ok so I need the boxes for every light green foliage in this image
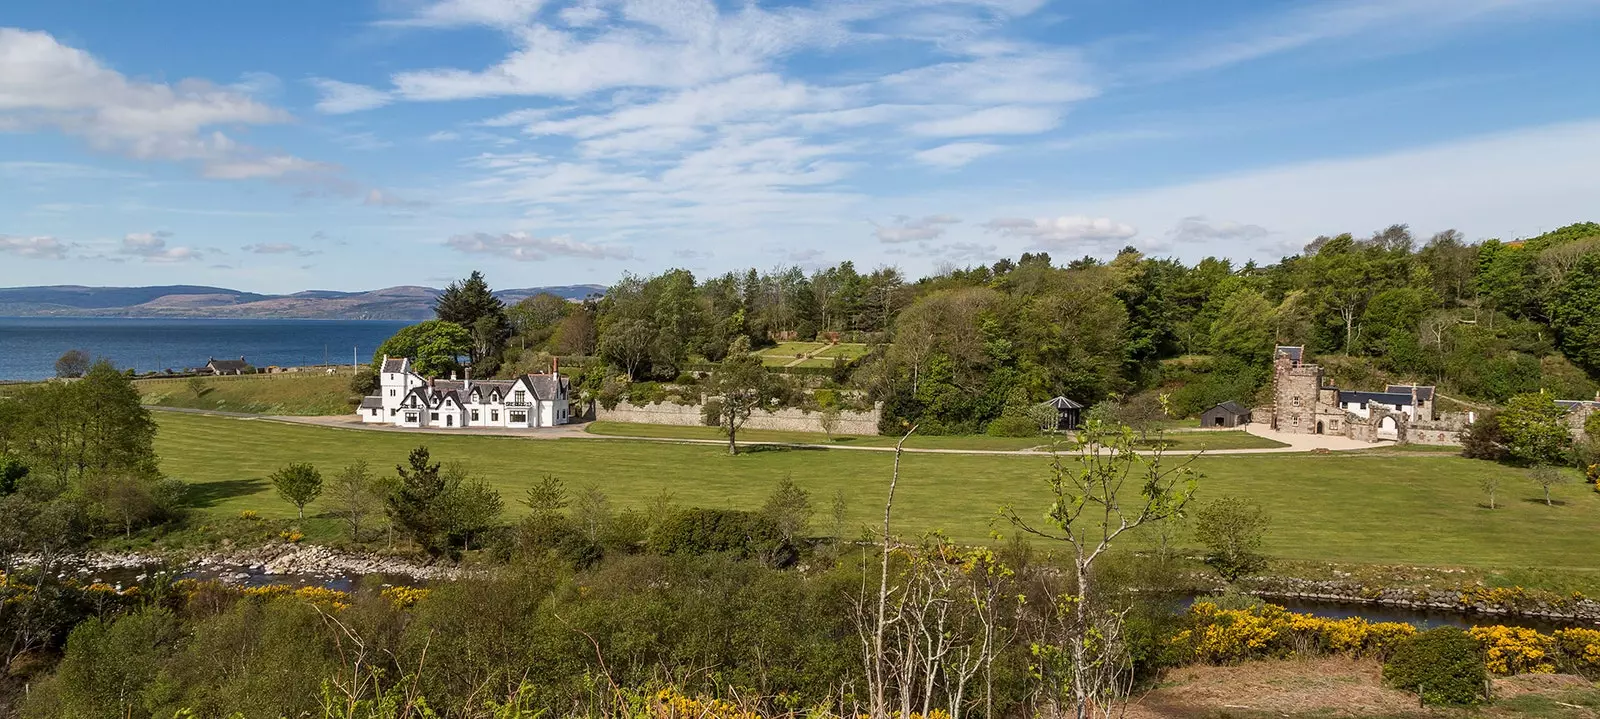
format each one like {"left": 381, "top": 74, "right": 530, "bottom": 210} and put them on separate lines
{"left": 1499, "top": 390, "right": 1573, "bottom": 466}
{"left": 372, "top": 320, "right": 472, "bottom": 378}
{"left": 326, "top": 460, "right": 386, "bottom": 541}
{"left": 759, "top": 474, "right": 812, "bottom": 543}
{"left": 1193, "top": 496, "right": 1271, "bottom": 581}
{"left": 268, "top": 462, "right": 323, "bottom": 520}
{"left": 705, "top": 336, "right": 788, "bottom": 455}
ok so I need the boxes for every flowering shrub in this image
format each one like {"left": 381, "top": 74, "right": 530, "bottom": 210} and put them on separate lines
{"left": 651, "top": 688, "right": 760, "bottom": 719}
{"left": 1468, "top": 625, "right": 1555, "bottom": 674}
{"left": 1170, "top": 602, "right": 1415, "bottom": 664}
{"left": 381, "top": 586, "right": 430, "bottom": 608}
{"left": 242, "top": 584, "right": 351, "bottom": 610}
{"left": 1554, "top": 627, "right": 1600, "bottom": 673}
{"left": 238, "top": 510, "right": 259, "bottom": 520}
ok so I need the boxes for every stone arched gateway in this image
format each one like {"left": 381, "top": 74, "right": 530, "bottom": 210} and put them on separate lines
{"left": 1378, "top": 415, "right": 1399, "bottom": 440}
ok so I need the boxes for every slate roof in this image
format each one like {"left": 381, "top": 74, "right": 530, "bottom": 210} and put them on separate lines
{"left": 1044, "top": 396, "right": 1084, "bottom": 410}
{"left": 207, "top": 356, "right": 248, "bottom": 372}
{"left": 1206, "top": 401, "right": 1251, "bottom": 415}
{"left": 1385, "top": 384, "right": 1436, "bottom": 401}
{"left": 1556, "top": 400, "right": 1600, "bottom": 411}
{"left": 1275, "top": 346, "right": 1304, "bottom": 363}
{"left": 380, "top": 357, "right": 408, "bottom": 373}
{"left": 1338, "top": 390, "right": 1414, "bottom": 407}
{"left": 524, "top": 373, "right": 568, "bottom": 400}
{"left": 359, "top": 396, "right": 384, "bottom": 409}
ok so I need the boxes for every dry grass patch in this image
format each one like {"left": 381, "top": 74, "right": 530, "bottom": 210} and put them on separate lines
{"left": 1129, "top": 657, "right": 1421, "bottom": 718}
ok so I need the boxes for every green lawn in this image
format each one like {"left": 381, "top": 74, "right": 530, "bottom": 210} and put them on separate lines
{"left": 156, "top": 413, "right": 1600, "bottom": 570}
{"left": 584, "top": 421, "right": 1054, "bottom": 450}
{"left": 138, "top": 372, "right": 356, "bottom": 416}
{"left": 1135, "top": 431, "right": 1290, "bottom": 450}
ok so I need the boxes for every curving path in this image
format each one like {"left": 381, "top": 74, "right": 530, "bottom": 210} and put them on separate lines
{"left": 151, "top": 406, "right": 1400, "bottom": 458}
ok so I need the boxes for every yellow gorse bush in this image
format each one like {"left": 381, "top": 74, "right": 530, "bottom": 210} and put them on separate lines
{"left": 1171, "top": 602, "right": 1417, "bottom": 664}
{"left": 242, "top": 584, "right": 351, "bottom": 610}
{"left": 1555, "top": 627, "right": 1600, "bottom": 670}
{"left": 1468, "top": 625, "right": 1556, "bottom": 675}
{"left": 652, "top": 688, "right": 760, "bottom": 719}
{"left": 381, "top": 586, "right": 431, "bottom": 608}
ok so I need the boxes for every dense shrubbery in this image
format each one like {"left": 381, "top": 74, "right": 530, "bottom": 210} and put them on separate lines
{"left": 1382, "top": 627, "right": 1487, "bottom": 705}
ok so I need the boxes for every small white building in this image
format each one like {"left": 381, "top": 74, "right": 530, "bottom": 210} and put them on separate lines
{"left": 358, "top": 356, "right": 571, "bottom": 429}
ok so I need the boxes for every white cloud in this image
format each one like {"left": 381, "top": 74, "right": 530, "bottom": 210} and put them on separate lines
{"left": 119, "top": 231, "right": 202, "bottom": 263}
{"left": 427, "top": 130, "right": 462, "bottom": 141}
{"left": 908, "top": 105, "right": 1060, "bottom": 137}
{"left": 309, "top": 78, "right": 392, "bottom": 114}
{"left": 991, "top": 120, "right": 1600, "bottom": 262}
{"left": 445, "top": 231, "right": 633, "bottom": 260}
{"left": 873, "top": 214, "right": 961, "bottom": 243}
{"left": 1168, "top": 216, "right": 1272, "bottom": 245}
{"left": 0, "top": 235, "right": 70, "bottom": 259}
{"left": 363, "top": 189, "right": 427, "bottom": 209}
{"left": 0, "top": 28, "right": 319, "bottom": 180}
{"left": 983, "top": 216, "right": 1138, "bottom": 248}
{"left": 381, "top": 0, "right": 548, "bottom": 28}
{"left": 242, "top": 242, "right": 317, "bottom": 256}
{"left": 912, "top": 142, "right": 1001, "bottom": 167}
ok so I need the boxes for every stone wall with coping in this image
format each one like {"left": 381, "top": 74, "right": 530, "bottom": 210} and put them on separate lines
{"left": 597, "top": 400, "right": 882, "bottom": 435}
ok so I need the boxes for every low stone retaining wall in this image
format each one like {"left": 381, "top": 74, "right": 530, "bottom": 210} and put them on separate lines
{"left": 597, "top": 400, "right": 882, "bottom": 435}
{"left": 1246, "top": 575, "right": 1600, "bottom": 623}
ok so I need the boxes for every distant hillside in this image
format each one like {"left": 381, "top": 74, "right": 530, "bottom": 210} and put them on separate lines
{"left": 0, "top": 284, "right": 606, "bottom": 320}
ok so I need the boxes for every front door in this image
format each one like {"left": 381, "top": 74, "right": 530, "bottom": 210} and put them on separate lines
{"left": 446, "top": 415, "right": 454, "bottom": 427}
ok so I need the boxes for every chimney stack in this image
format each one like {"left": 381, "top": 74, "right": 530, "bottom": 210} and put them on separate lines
{"left": 552, "top": 356, "right": 559, "bottom": 376}
{"left": 464, "top": 366, "right": 471, "bottom": 396}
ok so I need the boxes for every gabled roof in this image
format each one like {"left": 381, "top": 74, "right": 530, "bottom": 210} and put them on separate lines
{"left": 1275, "top": 346, "right": 1304, "bottom": 363}
{"left": 207, "top": 356, "right": 248, "bottom": 371}
{"left": 1386, "top": 384, "right": 1436, "bottom": 401}
{"left": 1044, "top": 396, "right": 1083, "bottom": 410}
{"left": 523, "top": 373, "right": 568, "bottom": 400}
{"left": 359, "top": 396, "right": 383, "bottom": 409}
{"left": 1338, "top": 390, "right": 1414, "bottom": 407}
{"left": 380, "top": 357, "right": 408, "bottom": 373}
{"left": 1206, "top": 401, "right": 1250, "bottom": 415}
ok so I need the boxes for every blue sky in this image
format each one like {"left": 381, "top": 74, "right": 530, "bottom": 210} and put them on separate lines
{"left": 3, "top": 0, "right": 1600, "bottom": 293}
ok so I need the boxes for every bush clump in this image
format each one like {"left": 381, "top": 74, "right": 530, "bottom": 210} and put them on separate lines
{"left": 1382, "top": 627, "right": 1487, "bottom": 705}
{"left": 984, "top": 416, "right": 1040, "bottom": 438}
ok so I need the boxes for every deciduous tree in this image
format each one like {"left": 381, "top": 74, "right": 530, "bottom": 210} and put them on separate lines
{"left": 703, "top": 337, "right": 787, "bottom": 455}
{"left": 269, "top": 463, "right": 323, "bottom": 520}
{"left": 1194, "top": 496, "right": 1270, "bottom": 581}
{"left": 54, "top": 349, "right": 89, "bottom": 379}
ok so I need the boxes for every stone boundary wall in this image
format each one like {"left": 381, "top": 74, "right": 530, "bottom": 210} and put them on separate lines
{"left": 597, "top": 400, "right": 882, "bottom": 435}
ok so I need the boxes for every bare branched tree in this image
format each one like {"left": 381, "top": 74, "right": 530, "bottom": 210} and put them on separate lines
{"left": 1000, "top": 420, "right": 1201, "bottom": 718}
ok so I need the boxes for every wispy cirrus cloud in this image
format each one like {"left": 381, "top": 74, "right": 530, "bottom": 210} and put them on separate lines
{"left": 983, "top": 216, "right": 1138, "bottom": 249}
{"left": 242, "top": 242, "right": 318, "bottom": 256}
{"left": 873, "top": 214, "right": 962, "bottom": 243}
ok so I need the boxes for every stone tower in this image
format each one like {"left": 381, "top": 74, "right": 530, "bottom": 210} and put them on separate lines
{"left": 1270, "top": 346, "right": 1325, "bottom": 434}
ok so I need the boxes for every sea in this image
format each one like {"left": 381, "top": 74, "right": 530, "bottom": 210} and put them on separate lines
{"left": 0, "top": 317, "right": 412, "bottom": 381}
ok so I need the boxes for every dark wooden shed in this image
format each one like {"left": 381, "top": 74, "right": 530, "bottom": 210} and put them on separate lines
{"left": 1045, "top": 396, "right": 1084, "bottom": 431}
{"left": 1200, "top": 401, "right": 1251, "bottom": 428}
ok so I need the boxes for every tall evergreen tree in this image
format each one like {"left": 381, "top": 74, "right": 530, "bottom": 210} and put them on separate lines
{"left": 435, "top": 271, "right": 510, "bottom": 371}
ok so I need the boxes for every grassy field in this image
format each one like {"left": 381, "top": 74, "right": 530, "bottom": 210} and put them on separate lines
{"left": 585, "top": 421, "right": 1056, "bottom": 450}
{"left": 756, "top": 342, "right": 869, "bottom": 367}
{"left": 584, "top": 421, "right": 1285, "bottom": 451}
{"left": 155, "top": 413, "right": 1600, "bottom": 570}
{"left": 138, "top": 372, "right": 356, "bottom": 415}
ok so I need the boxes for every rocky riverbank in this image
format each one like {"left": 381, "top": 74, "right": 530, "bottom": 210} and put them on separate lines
{"left": 1246, "top": 575, "right": 1600, "bottom": 625}
{"left": 17, "top": 543, "right": 468, "bottom": 587}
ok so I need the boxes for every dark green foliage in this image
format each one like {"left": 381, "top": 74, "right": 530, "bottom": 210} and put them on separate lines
{"left": 985, "top": 415, "right": 1040, "bottom": 437}
{"left": 387, "top": 446, "right": 449, "bottom": 554}
{"left": 1551, "top": 250, "right": 1600, "bottom": 374}
{"left": 649, "top": 508, "right": 787, "bottom": 563}
{"left": 372, "top": 319, "right": 472, "bottom": 378}
{"left": 349, "top": 366, "right": 379, "bottom": 396}
{"left": 54, "top": 349, "right": 90, "bottom": 379}
{"left": 1382, "top": 627, "right": 1487, "bottom": 705}
{"left": 1460, "top": 412, "right": 1509, "bottom": 462}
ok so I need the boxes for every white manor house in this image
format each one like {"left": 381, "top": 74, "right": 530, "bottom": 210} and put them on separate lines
{"left": 359, "top": 356, "right": 571, "bottom": 429}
